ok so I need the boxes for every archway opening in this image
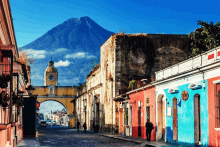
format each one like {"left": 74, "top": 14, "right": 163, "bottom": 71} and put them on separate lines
{"left": 37, "top": 100, "right": 69, "bottom": 128}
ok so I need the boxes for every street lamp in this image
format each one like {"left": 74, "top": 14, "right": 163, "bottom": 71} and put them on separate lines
{"left": 25, "top": 85, "right": 35, "bottom": 96}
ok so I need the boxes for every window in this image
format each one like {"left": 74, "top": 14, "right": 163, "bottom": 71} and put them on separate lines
{"left": 50, "top": 88, "right": 53, "bottom": 94}
{"left": 124, "top": 107, "right": 128, "bottom": 125}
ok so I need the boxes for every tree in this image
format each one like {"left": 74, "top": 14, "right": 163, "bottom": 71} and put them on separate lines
{"left": 91, "top": 59, "right": 100, "bottom": 68}
{"left": 189, "top": 20, "right": 220, "bottom": 56}
{"left": 18, "top": 48, "right": 35, "bottom": 65}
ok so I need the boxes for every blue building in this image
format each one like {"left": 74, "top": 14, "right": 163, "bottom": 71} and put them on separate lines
{"left": 154, "top": 53, "right": 211, "bottom": 146}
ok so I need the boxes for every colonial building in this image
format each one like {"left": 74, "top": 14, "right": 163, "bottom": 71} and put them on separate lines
{"left": 101, "top": 33, "right": 190, "bottom": 132}
{"left": 0, "top": 0, "right": 31, "bottom": 146}
{"left": 33, "top": 60, "right": 77, "bottom": 128}
{"left": 75, "top": 64, "right": 102, "bottom": 130}
{"left": 153, "top": 46, "right": 220, "bottom": 146}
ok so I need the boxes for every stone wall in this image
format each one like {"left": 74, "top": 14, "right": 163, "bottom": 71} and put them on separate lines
{"left": 114, "top": 34, "right": 190, "bottom": 95}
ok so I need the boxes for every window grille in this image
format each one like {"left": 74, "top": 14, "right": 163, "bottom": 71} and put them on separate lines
{"left": 146, "top": 97, "right": 149, "bottom": 104}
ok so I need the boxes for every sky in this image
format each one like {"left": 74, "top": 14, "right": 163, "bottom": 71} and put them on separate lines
{"left": 38, "top": 101, "right": 65, "bottom": 115}
{"left": 10, "top": 0, "right": 220, "bottom": 48}
{"left": 9, "top": 0, "right": 220, "bottom": 113}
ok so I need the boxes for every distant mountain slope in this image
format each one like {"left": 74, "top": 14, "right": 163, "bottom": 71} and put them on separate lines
{"left": 22, "top": 16, "right": 114, "bottom": 86}
{"left": 23, "top": 16, "right": 113, "bottom": 54}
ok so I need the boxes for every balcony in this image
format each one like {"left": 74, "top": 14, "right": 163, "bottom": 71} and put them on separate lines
{"left": 155, "top": 46, "right": 220, "bottom": 81}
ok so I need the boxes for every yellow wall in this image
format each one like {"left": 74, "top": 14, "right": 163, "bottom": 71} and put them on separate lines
{"left": 34, "top": 86, "right": 77, "bottom": 128}
{"left": 33, "top": 87, "right": 77, "bottom": 96}
{"left": 46, "top": 73, "right": 58, "bottom": 86}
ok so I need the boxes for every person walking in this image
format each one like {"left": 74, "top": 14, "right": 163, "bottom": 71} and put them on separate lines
{"left": 83, "top": 122, "right": 87, "bottom": 133}
{"left": 145, "top": 119, "right": 154, "bottom": 141}
{"left": 77, "top": 120, "right": 80, "bottom": 132}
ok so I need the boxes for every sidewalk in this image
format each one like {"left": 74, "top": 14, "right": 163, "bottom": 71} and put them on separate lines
{"left": 93, "top": 132, "right": 188, "bottom": 147}
{"left": 17, "top": 137, "right": 40, "bottom": 147}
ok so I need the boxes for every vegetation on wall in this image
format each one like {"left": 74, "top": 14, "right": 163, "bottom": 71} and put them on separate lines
{"left": 128, "top": 79, "right": 136, "bottom": 89}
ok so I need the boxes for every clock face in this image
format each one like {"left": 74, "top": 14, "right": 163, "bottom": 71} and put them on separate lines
{"left": 49, "top": 75, "right": 54, "bottom": 81}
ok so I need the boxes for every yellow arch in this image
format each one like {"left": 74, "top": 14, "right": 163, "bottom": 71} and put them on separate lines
{"left": 37, "top": 97, "right": 75, "bottom": 128}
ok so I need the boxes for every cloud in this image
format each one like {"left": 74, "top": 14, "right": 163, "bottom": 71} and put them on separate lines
{"left": 31, "top": 73, "right": 44, "bottom": 80}
{"left": 59, "top": 77, "right": 80, "bottom": 85}
{"left": 50, "top": 48, "right": 68, "bottom": 54}
{"left": 54, "top": 60, "right": 70, "bottom": 67}
{"left": 24, "top": 49, "right": 46, "bottom": 59}
{"left": 65, "top": 52, "right": 96, "bottom": 59}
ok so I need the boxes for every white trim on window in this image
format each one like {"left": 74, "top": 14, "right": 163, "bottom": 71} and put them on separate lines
{"left": 213, "top": 80, "right": 220, "bottom": 84}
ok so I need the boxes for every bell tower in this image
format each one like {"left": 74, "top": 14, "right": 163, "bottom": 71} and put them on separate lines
{"left": 44, "top": 60, "right": 58, "bottom": 86}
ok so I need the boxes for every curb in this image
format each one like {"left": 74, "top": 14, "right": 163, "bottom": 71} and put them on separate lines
{"left": 95, "top": 133, "right": 157, "bottom": 146}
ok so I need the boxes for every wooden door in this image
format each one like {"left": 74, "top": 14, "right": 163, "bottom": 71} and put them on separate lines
{"left": 194, "top": 94, "right": 201, "bottom": 144}
{"left": 119, "top": 108, "right": 123, "bottom": 134}
{"left": 96, "top": 103, "right": 99, "bottom": 123}
{"left": 173, "top": 98, "right": 178, "bottom": 141}
{"left": 115, "top": 107, "right": 119, "bottom": 133}
{"left": 138, "top": 107, "right": 141, "bottom": 137}
{"left": 162, "top": 101, "right": 166, "bottom": 139}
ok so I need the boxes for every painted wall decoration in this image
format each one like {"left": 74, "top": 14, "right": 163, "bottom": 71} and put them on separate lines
{"left": 181, "top": 90, "right": 188, "bottom": 101}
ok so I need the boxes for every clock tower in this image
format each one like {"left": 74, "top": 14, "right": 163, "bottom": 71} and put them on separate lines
{"left": 44, "top": 60, "right": 58, "bottom": 86}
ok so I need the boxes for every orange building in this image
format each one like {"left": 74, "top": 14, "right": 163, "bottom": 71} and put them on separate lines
{"left": 114, "top": 84, "right": 156, "bottom": 140}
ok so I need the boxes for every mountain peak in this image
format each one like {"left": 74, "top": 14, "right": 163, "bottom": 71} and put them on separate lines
{"left": 22, "top": 16, "right": 114, "bottom": 86}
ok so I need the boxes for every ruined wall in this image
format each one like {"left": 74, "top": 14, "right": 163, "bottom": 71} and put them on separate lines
{"left": 100, "top": 35, "right": 116, "bottom": 131}
{"left": 115, "top": 34, "right": 190, "bottom": 95}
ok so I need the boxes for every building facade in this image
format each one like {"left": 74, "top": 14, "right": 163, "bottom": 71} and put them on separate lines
{"left": 153, "top": 47, "right": 220, "bottom": 146}
{"left": 33, "top": 60, "right": 77, "bottom": 128}
{"left": 100, "top": 33, "right": 190, "bottom": 132}
{"left": 0, "top": 0, "right": 31, "bottom": 146}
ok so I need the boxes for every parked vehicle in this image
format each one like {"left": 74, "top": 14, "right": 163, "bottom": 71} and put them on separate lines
{"left": 53, "top": 121, "right": 56, "bottom": 125}
{"left": 39, "top": 121, "right": 47, "bottom": 127}
{"left": 46, "top": 120, "right": 52, "bottom": 125}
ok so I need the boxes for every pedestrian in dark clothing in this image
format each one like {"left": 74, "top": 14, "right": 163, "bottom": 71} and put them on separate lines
{"left": 83, "top": 122, "right": 87, "bottom": 133}
{"left": 145, "top": 119, "right": 154, "bottom": 141}
{"left": 77, "top": 121, "right": 80, "bottom": 132}
{"left": 93, "top": 122, "right": 96, "bottom": 132}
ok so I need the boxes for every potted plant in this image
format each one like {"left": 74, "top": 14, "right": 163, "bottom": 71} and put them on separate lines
{"left": 0, "top": 74, "right": 10, "bottom": 88}
{"left": 0, "top": 91, "right": 10, "bottom": 107}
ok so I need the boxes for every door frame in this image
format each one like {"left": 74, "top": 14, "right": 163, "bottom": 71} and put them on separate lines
{"left": 156, "top": 92, "right": 167, "bottom": 141}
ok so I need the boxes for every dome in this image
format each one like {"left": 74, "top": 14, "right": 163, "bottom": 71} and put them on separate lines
{"left": 49, "top": 60, "right": 54, "bottom": 64}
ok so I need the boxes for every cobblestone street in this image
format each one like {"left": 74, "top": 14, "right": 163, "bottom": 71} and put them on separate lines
{"left": 37, "top": 127, "right": 139, "bottom": 147}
